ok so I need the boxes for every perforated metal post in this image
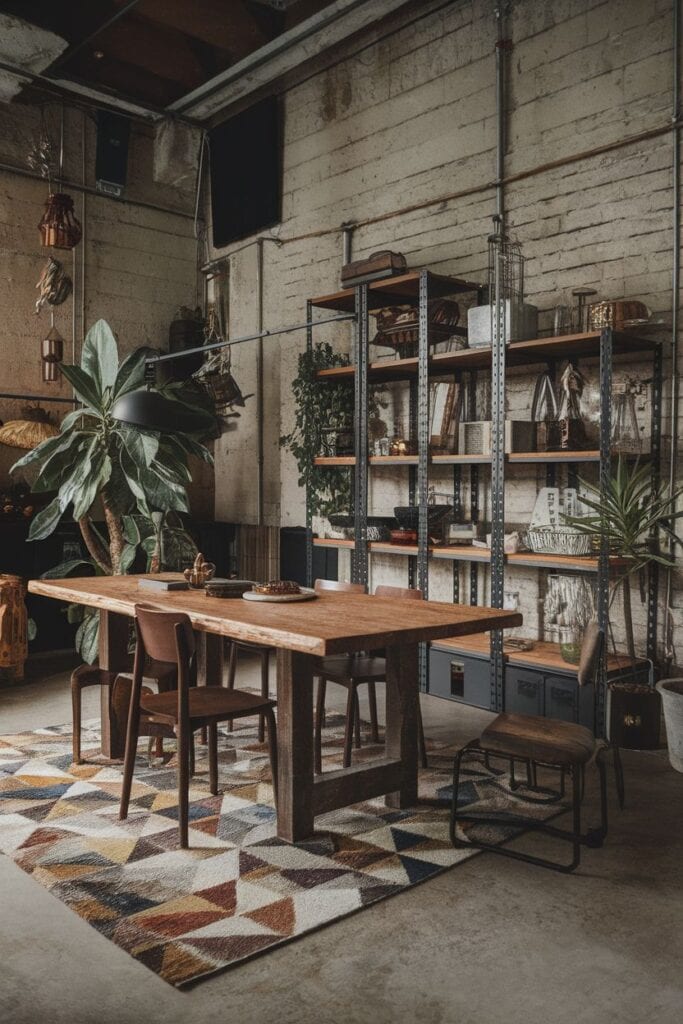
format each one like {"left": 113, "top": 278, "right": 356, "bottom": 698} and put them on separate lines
{"left": 408, "top": 379, "right": 418, "bottom": 589}
{"left": 489, "top": 251, "right": 507, "bottom": 713}
{"left": 305, "top": 299, "right": 314, "bottom": 587}
{"left": 417, "top": 270, "right": 430, "bottom": 690}
{"left": 352, "top": 284, "right": 369, "bottom": 587}
{"left": 597, "top": 328, "right": 613, "bottom": 736}
{"left": 647, "top": 342, "right": 663, "bottom": 664}
{"left": 468, "top": 372, "right": 479, "bottom": 605}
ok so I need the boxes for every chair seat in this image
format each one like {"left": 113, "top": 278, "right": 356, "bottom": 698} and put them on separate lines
{"left": 319, "top": 654, "right": 387, "bottom": 684}
{"left": 141, "top": 687, "right": 275, "bottom": 726}
{"left": 480, "top": 713, "right": 596, "bottom": 765}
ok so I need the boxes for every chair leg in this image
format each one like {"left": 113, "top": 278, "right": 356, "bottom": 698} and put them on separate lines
{"left": 208, "top": 722, "right": 218, "bottom": 796}
{"left": 264, "top": 706, "right": 278, "bottom": 808}
{"left": 71, "top": 681, "right": 83, "bottom": 765}
{"left": 353, "top": 689, "right": 362, "bottom": 749}
{"left": 226, "top": 641, "right": 237, "bottom": 731}
{"left": 176, "top": 723, "right": 190, "bottom": 849}
{"left": 343, "top": 685, "right": 356, "bottom": 768}
{"left": 258, "top": 649, "right": 269, "bottom": 744}
{"left": 189, "top": 729, "right": 196, "bottom": 778}
{"left": 155, "top": 737, "right": 164, "bottom": 759}
{"left": 417, "top": 699, "right": 428, "bottom": 769}
{"left": 119, "top": 703, "right": 141, "bottom": 821}
{"left": 314, "top": 677, "right": 326, "bottom": 774}
{"left": 613, "top": 743, "right": 625, "bottom": 809}
{"left": 368, "top": 682, "right": 380, "bottom": 743}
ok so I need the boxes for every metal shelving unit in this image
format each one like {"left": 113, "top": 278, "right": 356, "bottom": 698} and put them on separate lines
{"left": 305, "top": 271, "right": 663, "bottom": 732}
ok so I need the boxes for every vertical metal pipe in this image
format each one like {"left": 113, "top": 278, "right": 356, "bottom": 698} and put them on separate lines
{"left": 342, "top": 225, "right": 353, "bottom": 266}
{"left": 494, "top": 3, "right": 508, "bottom": 229}
{"left": 256, "top": 237, "right": 265, "bottom": 526}
{"left": 665, "top": 0, "right": 681, "bottom": 667}
{"left": 80, "top": 109, "right": 86, "bottom": 361}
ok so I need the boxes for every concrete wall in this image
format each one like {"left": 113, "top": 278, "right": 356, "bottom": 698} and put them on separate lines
{"left": 0, "top": 99, "right": 212, "bottom": 516}
{"left": 213, "top": 0, "right": 678, "bottom": 658}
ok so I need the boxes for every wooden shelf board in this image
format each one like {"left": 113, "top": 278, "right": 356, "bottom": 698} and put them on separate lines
{"left": 432, "top": 635, "right": 648, "bottom": 675}
{"left": 315, "top": 331, "right": 659, "bottom": 382}
{"left": 313, "top": 456, "right": 356, "bottom": 466}
{"left": 310, "top": 271, "right": 481, "bottom": 312}
{"left": 370, "top": 455, "right": 419, "bottom": 465}
{"left": 313, "top": 537, "right": 627, "bottom": 572}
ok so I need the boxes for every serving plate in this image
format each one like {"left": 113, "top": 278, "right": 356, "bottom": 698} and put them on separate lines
{"left": 242, "top": 587, "right": 317, "bottom": 603}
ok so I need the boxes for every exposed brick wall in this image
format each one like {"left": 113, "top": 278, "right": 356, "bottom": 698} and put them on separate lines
{"left": 208, "top": 0, "right": 679, "bottom": 659}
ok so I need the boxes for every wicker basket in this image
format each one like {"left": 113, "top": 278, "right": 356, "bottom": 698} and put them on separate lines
{"left": 526, "top": 526, "right": 592, "bottom": 556}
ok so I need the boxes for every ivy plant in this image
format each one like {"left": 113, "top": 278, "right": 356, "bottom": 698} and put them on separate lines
{"left": 280, "top": 342, "right": 355, "bottom": 517}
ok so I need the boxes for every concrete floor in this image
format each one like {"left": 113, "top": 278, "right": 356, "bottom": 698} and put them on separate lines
{"left": 1, "top": 654, "right": 681, "bottom": 1024}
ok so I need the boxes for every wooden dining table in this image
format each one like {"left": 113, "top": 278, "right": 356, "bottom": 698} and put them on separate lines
{"left": 29, "top": 574, "right": 522, "bottom": 843}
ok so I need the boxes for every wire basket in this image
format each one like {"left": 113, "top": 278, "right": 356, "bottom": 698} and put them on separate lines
{"left": 526, "top": 526, "right": 592, "bottom": 556}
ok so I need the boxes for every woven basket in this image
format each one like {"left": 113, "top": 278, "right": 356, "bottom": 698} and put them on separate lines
{"left": 526, "top": 526, "right": 592, "bottom": 556}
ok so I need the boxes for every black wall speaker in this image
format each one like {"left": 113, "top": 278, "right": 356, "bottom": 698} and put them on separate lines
{"left": 209, "top": 96, "right": 281, "bottom": 247}
{"left": 96, "top": 111, "right": 131, "bottom": 198}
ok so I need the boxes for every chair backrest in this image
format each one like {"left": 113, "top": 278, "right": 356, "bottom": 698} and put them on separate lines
{"left": 314, "top": 578, "right": 367, "bottom": 594}
{"left": 134, "top": 604, "right": 196, "bottom": 722}
{"left": 374, "top": 585, "right": 424, "bottom": 601}
{"left": 577, "top": 621, "right": 603, "bottom": 688}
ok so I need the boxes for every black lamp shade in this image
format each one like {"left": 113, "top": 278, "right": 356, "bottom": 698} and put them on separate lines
{"left": 111, "top": 389, "right": 212, "bottom": 434}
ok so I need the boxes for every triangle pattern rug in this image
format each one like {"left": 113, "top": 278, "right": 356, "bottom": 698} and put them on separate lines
{"left": 0, "top": 712, "right": 567, "bottom": 986}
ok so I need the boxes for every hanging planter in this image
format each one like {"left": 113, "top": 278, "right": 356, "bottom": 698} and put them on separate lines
{"left": 38, "top": 192, "right": 82, "bottom": 249}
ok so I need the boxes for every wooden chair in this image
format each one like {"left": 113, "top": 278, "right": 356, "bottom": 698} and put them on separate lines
{"left": 70, "top": 661, "right": 176, "bottom": 765}
{"left": 449, "top": 622, "right": 608, "bottom": 873}
{"left": 225, "top": 640, "right": 270, "bottom": 741}
{"left": 119, "top": 604, "right": 278, "bottom": 848}
{"left": 314, "top": 582, "right": 428, "bottom": 774}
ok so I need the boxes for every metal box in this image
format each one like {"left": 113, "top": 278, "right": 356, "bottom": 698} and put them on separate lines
{"left": 429, "top": 648, "right": 491, "bottom": 708}
{"left": 467, "top": 301, "right": 538, "bottom": 347}
{"left": 458, "top": 420, "right": 536, "bottom": 455}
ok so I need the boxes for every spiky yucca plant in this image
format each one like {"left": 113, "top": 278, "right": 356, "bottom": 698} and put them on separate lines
{"left": 564, "top": 458, "right": 683, "bottom": 666}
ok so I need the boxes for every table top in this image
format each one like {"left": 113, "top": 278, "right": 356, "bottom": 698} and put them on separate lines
{"left": 29, "top": 574, "right": 523, "bottom": 656}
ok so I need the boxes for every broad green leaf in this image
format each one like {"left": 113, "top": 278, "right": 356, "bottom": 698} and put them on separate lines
{"left": 71, "top": 451, "right": 112, "bottom": 521}
{"left": 27, "top": 618, "right": 37, "bottom": 642}
{"left": 169, "top": 432, "right": 214, "bottom": 465}
{"left": 67, "top": 603, "right": 85, "bottom": 624}
{"left": 120, "top": 446, "right": 150, "bottom": 515}
{"left": 60, "top": 363, "right": 104, "bottom": 413}
{"left": 28, "top": 496, "right": 63, "bottom": 540}
{"left": 75, "top": 610, "right": 100, "bottom": 664}
{"left": 59, "top": 408, "right": 94, "bottom": 432}
{"left": 119, "top": 542, "right": 138, "bottom": 575}
{"left": 31, "top": 435, "right": 93, "bottom": 493}
{"left": 41, "top": 559, "right": 97, "bottom": 579}
{"left": 82, "top": 319, "right": 119, "bottom": 393}
{"left": 118, "top": 426, "right": 159, "bottom": 469}
{"left": 113, "top": 347, "right": 150, "bottom": 400}
{"left": 11, "top": 430, "right": 77, "bottom": 473}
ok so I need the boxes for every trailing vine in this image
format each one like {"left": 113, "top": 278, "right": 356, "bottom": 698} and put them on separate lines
{"left": 280, "top": 342, "right": 354, "bottom": 517}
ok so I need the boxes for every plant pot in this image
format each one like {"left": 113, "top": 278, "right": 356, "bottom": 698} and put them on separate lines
{"left": 606, "top": 682, "right": 661, "bottom": 750}
{"left": 656, "top": 678, "right": 683, "bottom": 772}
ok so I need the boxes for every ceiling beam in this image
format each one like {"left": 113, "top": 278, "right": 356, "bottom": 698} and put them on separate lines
{"left": 166, "top": 0, "right": 415, "bottom": 120}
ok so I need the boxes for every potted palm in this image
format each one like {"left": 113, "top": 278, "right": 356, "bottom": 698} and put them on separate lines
{"left": 11, "top": 319, "right": 215, "bottom": 661}
{"left": 565, "top": 457, "right": 683, "bottom": 748}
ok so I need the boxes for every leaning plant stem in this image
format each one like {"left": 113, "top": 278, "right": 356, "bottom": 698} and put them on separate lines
{"left": 620, "top": 575, "right": 638, "bottom": 675}
{"left": 78, "top": 516, "right": 112, "bottom": 575}
{"left": 101, "top": 490, "right": 124, "bottom": 575}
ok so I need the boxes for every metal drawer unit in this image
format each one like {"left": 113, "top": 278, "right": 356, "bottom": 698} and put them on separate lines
{"left": 505, "top": 669, "right": 544, "bottom": 716}
{"left": 429, "top": 647, "right": 490, "bottom": 708}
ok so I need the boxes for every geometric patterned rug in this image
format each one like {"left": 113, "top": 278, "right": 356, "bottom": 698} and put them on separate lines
{"left": 0, "top": 712, "right": 567, "bottom": 986}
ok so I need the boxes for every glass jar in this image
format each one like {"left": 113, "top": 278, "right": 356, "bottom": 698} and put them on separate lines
{"left": 559, "top": 626, "right": 581, "bottom": 665}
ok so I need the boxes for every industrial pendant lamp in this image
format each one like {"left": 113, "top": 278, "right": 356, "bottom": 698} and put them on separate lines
{"left": 111, "top": 387, "right": 215, "bottom": 434}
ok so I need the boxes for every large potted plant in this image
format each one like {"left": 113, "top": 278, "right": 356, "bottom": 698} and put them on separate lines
{"left": 565, "top": 457, "right": 683, "bottom": 748}
{"left": 11, "top": 319, "right": 215, "bottom": 661}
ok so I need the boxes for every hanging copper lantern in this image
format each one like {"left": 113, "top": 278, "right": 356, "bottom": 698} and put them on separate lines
{"left": 41, "top": 324, "right": 64, "bottom": 383}
{"left": 38, "top": 192, "right": 82, "bottom": 249}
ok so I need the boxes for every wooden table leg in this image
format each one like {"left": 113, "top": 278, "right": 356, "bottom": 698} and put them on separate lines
{"left": 98, "top": 609, "right": 131, "bottom": 760}
{"left": 196, "top": 632, "right": 224, "bottom": 687}
{"left": 276, "top": 649, "right": 314, "bottom": 843}
{"left": 385, "top": 643, "right": 419, "bottom": 809}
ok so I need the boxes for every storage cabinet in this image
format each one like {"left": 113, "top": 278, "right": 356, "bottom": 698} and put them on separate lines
{"left": 429, "top": 648, "right": 491, "bottom": 709}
